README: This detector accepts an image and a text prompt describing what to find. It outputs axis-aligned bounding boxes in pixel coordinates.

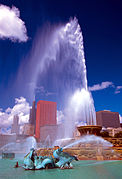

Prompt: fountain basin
[77,125,102,136]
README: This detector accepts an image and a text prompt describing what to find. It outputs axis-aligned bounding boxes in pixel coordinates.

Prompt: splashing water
[64,89,96,138]
[30,17,88,94]
[63,135,113,149]
[58,17,88,90]
[43,135,51,148]
[53,18,96,138]
[25,136,37,151]
[21,17,96,139]
[53,138,73,147]
[0,136,37,154]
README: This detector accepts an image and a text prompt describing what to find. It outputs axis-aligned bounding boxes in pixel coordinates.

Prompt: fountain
[28,17,118,160]
[36,17,101,139]
[2,18,120,163]
[77,125,102,136]
[32,18,121,161]
[32,17,97,139]
[23,147,78,170]
[0,136,37,155]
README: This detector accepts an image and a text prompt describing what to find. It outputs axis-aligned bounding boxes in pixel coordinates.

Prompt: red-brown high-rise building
[96,110,120,128]
[35,100,57,140]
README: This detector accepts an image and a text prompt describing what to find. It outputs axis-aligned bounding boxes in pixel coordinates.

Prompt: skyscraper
[29,101,36,128]
[96,110,120,128]
[11,115,20,134]
[35,100,57,141]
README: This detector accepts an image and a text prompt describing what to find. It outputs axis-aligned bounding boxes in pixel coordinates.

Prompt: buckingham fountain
[47,17,103,146]
[36,18,121,161]
[1,18,121,164]
[33,18,120,161]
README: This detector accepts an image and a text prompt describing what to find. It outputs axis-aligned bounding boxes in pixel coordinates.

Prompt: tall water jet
[24,17,96,140]
[53,17,96,138]
[64,89,96,138]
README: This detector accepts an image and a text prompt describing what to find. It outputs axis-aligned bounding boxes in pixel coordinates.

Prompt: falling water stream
[63,135,113,149]
[33,17,96,138]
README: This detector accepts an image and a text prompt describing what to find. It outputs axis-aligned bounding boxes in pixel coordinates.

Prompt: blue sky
[0,0,122,119]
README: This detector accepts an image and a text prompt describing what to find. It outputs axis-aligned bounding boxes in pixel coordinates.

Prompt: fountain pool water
[0,159,122,179]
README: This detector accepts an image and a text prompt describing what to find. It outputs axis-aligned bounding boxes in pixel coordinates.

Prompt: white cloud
[115,86,122,94]
[89,81,114,92]
[35,85,56,96]
[0,97,30,129]
[0,5,28,42]
[115,90,120,94]
[1,126,11,134]
[5,107,12,113]
[116,86,122,90]
[0,111,9,126]
[15,96,26,104]
[89,82,122,94]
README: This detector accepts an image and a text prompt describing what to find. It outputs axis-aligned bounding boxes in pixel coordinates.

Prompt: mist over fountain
[0,136,37,154]
[15,17,111,153]
[30,17,96,140]
[52,18,97,139]
[63,135,113,149]
[1,17,120,163]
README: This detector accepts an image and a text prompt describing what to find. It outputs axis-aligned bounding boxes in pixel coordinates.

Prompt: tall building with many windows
[11,115,20,134]
[96,110,120,128]
[29,101,36,128]
[35,100,57,142]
